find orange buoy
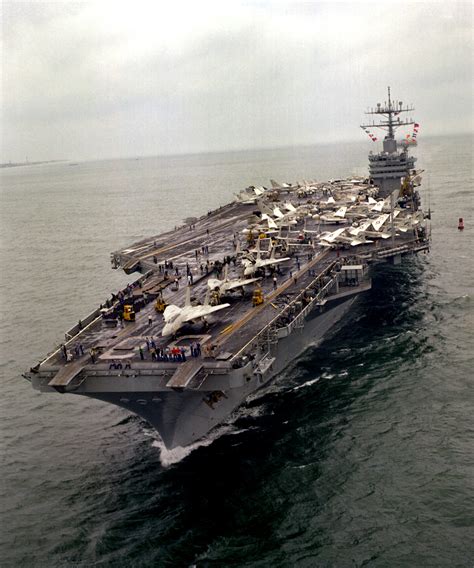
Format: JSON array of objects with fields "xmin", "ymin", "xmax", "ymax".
[{"xmin": 458, "ymin": 217, "xmax": 464, "ymax": 230}]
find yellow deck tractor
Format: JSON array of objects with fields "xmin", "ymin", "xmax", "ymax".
[
  {"xmin": 155, "ymin": 294, "xmax": 168, "ymax": 314},
  {"xmin": 123, "ymin": 303, "xmax": 136, "ymax": 322},
  {"xmin": 252, "ymin": 287, "xmax": 264, "ymax": 307}
]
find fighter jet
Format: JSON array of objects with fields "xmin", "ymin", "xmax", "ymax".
[
  {"xmin": 262, "ymin": 203, "xmax": 300, "ymax": 226},
  {"xmin": 162, "ymin": 287, "xmax": 230, "ymax": 337},
  {"xmin": 207, "ymin": 266, "xmax": 261, "ymax": 296},
  {"xmin": 234, "ymin": 185, "xmax": 268, "ymax": 204},
  {"xmin": 270, "ymin": 179, "xmax": 292, "ymax": 189},
  {"xmin": 348, "ymin": 218, "xmax": 391, "ymax": 240},
  {"xmin": 318, "ymin": 228, "xmax": 373, "ymax": 247},
  {"xmin": 242, "ymin": 241, "xmax": 291, "ymax": 276},
  {"xmin": 317, "ymin": 206, "xmax": 349, "ymax": 224}
]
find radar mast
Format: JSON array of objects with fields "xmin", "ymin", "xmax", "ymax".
[{"xmin": 361, "ymin": 87, "xmax": 417, "ymax": 198}]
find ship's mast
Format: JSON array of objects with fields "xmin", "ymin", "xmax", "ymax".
[
  {"xmin": 361, "ymin": 86, "xmax": 415, "ymax": 151},
  {"xmin": 361, "ymin": 87, "xmax": 417, "ymax": 199}
]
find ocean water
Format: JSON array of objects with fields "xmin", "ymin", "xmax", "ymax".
[{"xmin": 0, "ymin": 136, "xmax": 473, "ymax": 567}]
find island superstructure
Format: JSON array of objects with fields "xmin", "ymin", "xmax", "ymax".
[{"xmin": 24, "ymin": 90, "xmax": 431, "ymax": 449}]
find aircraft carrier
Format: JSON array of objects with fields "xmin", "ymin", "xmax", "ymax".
[{"xmin": 25, "ymin": 89, "xmax": 431, "ymax": 449}]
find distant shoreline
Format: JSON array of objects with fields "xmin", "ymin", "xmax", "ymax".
[{"xmin": 0, "ymin": 159, "xmax": 66, "ymax": 169}]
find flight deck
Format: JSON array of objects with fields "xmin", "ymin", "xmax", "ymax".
[{"xmin": 33, "ymin": 177, "xmax": 429, "ymax": 395}]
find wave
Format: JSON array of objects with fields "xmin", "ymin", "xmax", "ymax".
[
  {"xmin": 142, "ymin": 403, "xmax": 269, "ymax": 467},
  {"xmin": 292, "ymin": 376, "xmax": 321, "ymax": 391}
]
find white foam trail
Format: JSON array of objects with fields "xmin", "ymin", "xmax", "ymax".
[
  {"xmin": 292, "ymin": 376, "xmax": 320, "ymax": 391},
  {"xmin": 321, "ymin": 372, "xmax": 335, "ymax": 380},
  {"xmin": 142, "ymin": 397, "xmax": 274, "ymax": 466},
  {"xmin": 152, "ymin": 437, "xmax": 215, "ymax": 467},
  {"xmin": 144, "ymin": 422, "xmax": 238, "ymax": 467}
]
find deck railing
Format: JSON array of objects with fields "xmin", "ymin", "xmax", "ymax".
[{"xmin": 231, "ymin": 259, "xmax": 344, "ymax": 361}]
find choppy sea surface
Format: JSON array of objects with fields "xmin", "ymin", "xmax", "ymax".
[{"xmin": 1, "ymin": 136, "xmax": 473, "ymax": 567}]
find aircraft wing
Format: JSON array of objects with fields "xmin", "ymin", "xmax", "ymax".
[
  {"xmin": 334, "ymin": 206, "xmax": 347, "ymax": 218},
  {"xmin": 260, "ymin": 256, "xmax": 290, "ymax": 268},
  {"xmin": 163, "ymin": 304, "xmax": 181, "ymax": 323},
  {"xmin": 273, "ymin": 207, "xmax": 284, "ymax": 219},
  {"xmin": 322, "ymin": 228, "xmax": 346, "ymax": 242},
  {"xmin": 371, "ymin": 200, "xmax": 385, "ymax": 213},
  {"xmin": 224, "ymin": 277, "xmax": 261, "ymax": 291},
  {"xmin": 350, "ymin": 220, "xmax": 372, "ymax": 236},
  {"xmin": 371, "ymin": 214, "xmax": 389, "ymax": 231},
  {"xmin": 181, "ymin": 303, "xmax": 230, "ymax": 323},
  {"xmin": 262, "ymin": 213, "xmax": 278, "ymax": 229},
  {"xmin": 267, "ymin": 217, "xmax": 278, "ymax": 229}
]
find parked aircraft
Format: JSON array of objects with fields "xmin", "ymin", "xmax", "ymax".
[
  {"xmin": 349, "ymin": 218, "xmax": 391, "ymax": 240},
  {"xmin": 162, "ymin": 287, "xmax": 230, "ymax": 337},
  {"xmin": 318, "ymin": 206, "xmax": 349, "ymax": 224},
  {"xmin": 242, "ymin": 241, "xmax": 290, "ymax": 276},
  {"xmin": 318, "ymin": 228, "xmax": 372, "ymax": 247},
  {"xmin": 207, "ymin": 266, "xmax": 261, "ymax": 296}
]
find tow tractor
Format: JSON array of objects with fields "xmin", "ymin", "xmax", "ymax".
[
  {"xmin": 155, "ymin": 292, "xmax": 168, "ymax": 314},
  {"xmin": 252, "ymin": 287, "xmax": 264, "ymax": 306},
  {"xmin": 123, "ymin": 303, "xmax": 136, "ymax": 321}
]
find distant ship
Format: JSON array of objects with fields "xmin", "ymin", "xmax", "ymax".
[{"xmin": 25, "ymin": 88, "xmax": 431, "ymax": 450}]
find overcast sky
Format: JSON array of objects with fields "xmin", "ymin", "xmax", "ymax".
[{"xmin": 1, "ymin": 1, "xmax": 472, "ymax": 162}]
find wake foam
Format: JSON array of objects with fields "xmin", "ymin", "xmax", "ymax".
[
  {"xmin": 143, "ymin": 420, "xmax": 250, "ymax": 467},
  {"xmin": 292, "ymin": 376, "xmax": 321, "ymax": 391}
]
